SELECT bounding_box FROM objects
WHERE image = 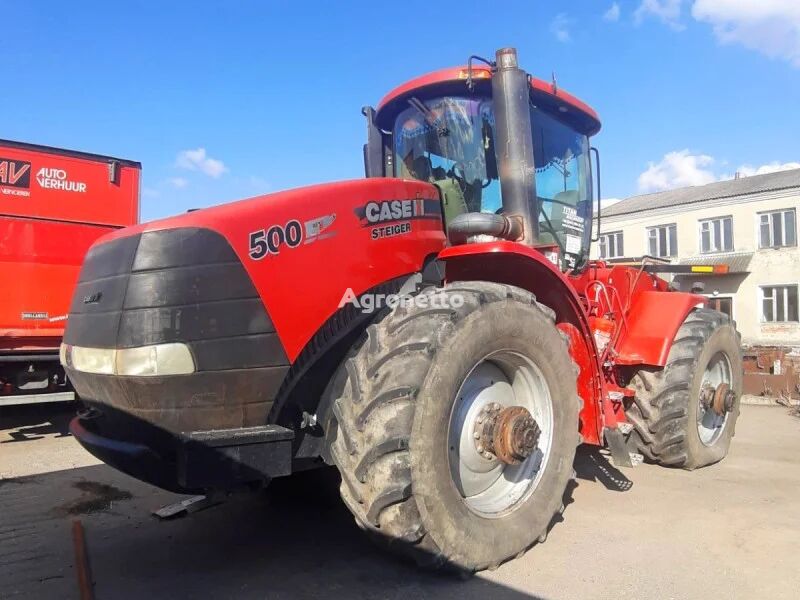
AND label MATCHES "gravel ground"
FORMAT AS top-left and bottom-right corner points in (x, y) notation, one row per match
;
(1, 403), (798, 599)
